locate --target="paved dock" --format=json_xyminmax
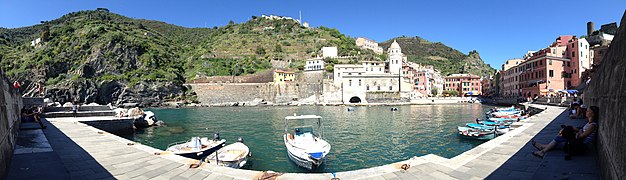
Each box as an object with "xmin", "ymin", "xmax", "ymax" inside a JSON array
[{"xmin": 7, "ymin": 105, "xmax": 599, "ymax": 179}]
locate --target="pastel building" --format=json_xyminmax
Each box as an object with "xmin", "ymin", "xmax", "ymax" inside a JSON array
[
  {"xmin": 407, "ymin": 65, "xmax": 444, "ymax": 96},
  {"xmin": 500, "ymin": 59, "xmax": 525, "ymax": 97},
  {"xmin": 509, "ymin": 35, "xmax": 592, "ymax": 97},
  {"xmin": 274, "ymin": 69, "xmax": 296, "ymax": 83},
  {"xmin": 355, "ymin": 37, "xmax": 384, "ymax": 54},
  {"xmin": 444, "ymin": 74, "xmax": 482, "ymax": 96}
]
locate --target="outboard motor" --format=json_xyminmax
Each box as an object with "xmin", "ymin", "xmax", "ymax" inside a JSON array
[
  {"xmin": 237, "ymin": 137, "xmax": 244, "ymax": 143},
  {"xmin": 213, "ymin": 133, "xmax": 220, "ymax": 140}
]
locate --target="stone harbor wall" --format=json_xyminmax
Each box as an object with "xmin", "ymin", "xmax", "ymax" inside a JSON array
[
  {"xmin": 583, "ymin": 10, "xmax": 626, "ymax": 180},
  {"xmin": 189, "ymin": 82, "xmax": 323, "ymax": 105},
  {"xmin": 80, "ymin": 118, "xmax": 136, "ymax": 135},
  {"xmin": 365, "ymin": 92, "xmax": 405, "ymax": 103},
  {"xmin": 0, "ymin": 71, "xmax": 23, "ymax": 178}
]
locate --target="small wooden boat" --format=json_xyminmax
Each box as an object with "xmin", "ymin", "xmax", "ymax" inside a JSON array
[
  {"xmin": 166, "ymin": 135, "xmax": 226, "ymax": 160},
  {"xmin": 457, "ymin": 126, "xmax": 497, "ymax": 140},
  {"xmin": 204, "ymin": 138, "xmax": 250, "ymax": 169}
]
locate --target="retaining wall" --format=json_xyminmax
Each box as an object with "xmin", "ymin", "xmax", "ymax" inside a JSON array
[
  {"xmin": 190, "ymin": 82, "xmax": 323, "ymax": 105},
  {"xmin": 0, "ymin": 71, "xmax": 22, "ymax": 178},
  {"xmin": 583, "ymin": 10, "xmax": 626, "ymax": 180}
]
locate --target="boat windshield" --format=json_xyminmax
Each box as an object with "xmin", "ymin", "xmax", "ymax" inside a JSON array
[{"xmin": 294, "ymin": 126, "xmax": 316, "ymax": 136}]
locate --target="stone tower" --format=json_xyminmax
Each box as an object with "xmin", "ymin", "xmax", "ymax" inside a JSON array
[{"xmin": 388, "ymin": 40, "xmax": 403, "ymax": 75}]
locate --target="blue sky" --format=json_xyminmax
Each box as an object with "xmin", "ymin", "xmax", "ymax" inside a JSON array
[{"xmin": 1, "ymin": 0, "xmax": 623, "ymax": 69}]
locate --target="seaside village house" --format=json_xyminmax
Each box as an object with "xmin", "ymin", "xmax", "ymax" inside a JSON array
[
  {"xmin": 325, "ymin": 40, "xmax": 446, "ymax": 103},
  {"xmin": 444, "ymin": 74, "xmax": 482, "ymax": 96},
  {"xmin": 497, "ymin": 35, "xmax": 593, "ymax": 98},
  {"xmin": 273, "ymin": 69, "xmax": 295, "ymax": 83}
]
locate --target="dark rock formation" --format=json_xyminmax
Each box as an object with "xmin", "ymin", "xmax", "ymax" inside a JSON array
[{"xmin": 583, "ymin": 10, "xmax": 626, "ymax": 180}]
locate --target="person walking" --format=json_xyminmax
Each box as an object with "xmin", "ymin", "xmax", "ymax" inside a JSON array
[{"xmin": 72, "ymin": 101, "xmax": 78, "ymax": 118}]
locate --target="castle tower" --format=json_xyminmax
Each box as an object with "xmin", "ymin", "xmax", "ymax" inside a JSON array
[{"xmin": 388, "ymin": 40, "xmax": 403, "ymax": 75}]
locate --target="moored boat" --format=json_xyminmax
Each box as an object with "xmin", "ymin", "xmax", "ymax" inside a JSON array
[
  {"xmin": 166, "ymin": 134, "xmax": 226, "ymax": 160},
  {"xmin": 204, "ymin": 138, "xmax": 250, "ymax": 169},
  {"xmin": 457, "ymin": 126, "xmax": 497, "ymax": 140},
  {"xmin": 284, "ymin": 115, "xmax": 331, "ymax": 170}
]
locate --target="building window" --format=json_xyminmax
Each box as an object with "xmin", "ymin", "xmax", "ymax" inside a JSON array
[
  {"xmin": 580, "ymin": 42, "xmax": 583, "ymax": 47},
  {"xmin": 366, "ymin": 85, "xmax": 370, "ymax": 90},
  {"xmin": 572, "ymin": 52, "xmax": 575, "ymax": 57},
  {"xmin": 358, "ymin": 79, "xmax": 361, "ymax": 86},
  {"xmin": 348, "ymin": 73, "xmax": 352, "ymax": 75},
  {"xmin": 549, "ymin": 70, "xmax": 554, "ymax": 77},
  {"xmin": 378, "ymin": 86, "xmax": 381, "ymax": 90},
  {"xmin": 389, "ymin": 86, "xmax": 392, "ymax": 90},
  {"xmin": 549, "ymin": 60, "xmax": 552, "ymax": 65},
  {"xmin": 349, "ymin": 80, "xmax": 352, "ymax": 86},
  {"xmin": 567, "ymin": 62, "xmax": 570, "ymax": 67},
  {"xmin": 338, "ymin": 73, "xmax": 340, "ymax": 77},
  {"xmin": 540, "ymin": 60, "xmax": 543, "ymax": 65}
]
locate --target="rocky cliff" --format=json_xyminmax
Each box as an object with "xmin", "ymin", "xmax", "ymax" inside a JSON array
[{"xmin": 583, "ymin": 10, "xmax": 626, "ymax": 180}]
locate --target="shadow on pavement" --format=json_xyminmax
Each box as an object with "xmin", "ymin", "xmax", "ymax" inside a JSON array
[
  {"xmin": 486, "ymin": 109, "xmax": 599, "ymax": 179},
  {"xmin": 7, "ymin": 118, "xmax": 114, "ymax": 179}
]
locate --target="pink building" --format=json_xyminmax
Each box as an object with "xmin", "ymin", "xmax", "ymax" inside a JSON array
[
  {"xmin": 444, "ymin": 74, "xmax": 482, "ymax": 96},
  {"xmin": 513, "ymin": 36, "xmax": 591, "ymax": 98}
]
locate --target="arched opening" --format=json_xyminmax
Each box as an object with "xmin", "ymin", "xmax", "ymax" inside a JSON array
[{"xmin": 349, "ymin": 96, "xmax": 362, "ymax": 103}]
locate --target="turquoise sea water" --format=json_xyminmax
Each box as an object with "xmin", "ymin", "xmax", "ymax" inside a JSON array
[{"xmin": 130, "ymin": 104, "xmax": 495, "ymax": 173}]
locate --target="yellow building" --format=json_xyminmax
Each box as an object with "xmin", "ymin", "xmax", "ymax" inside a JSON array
[{"xmin": 274, "ymin": 70, "xmax": 296, "ymax": 83}]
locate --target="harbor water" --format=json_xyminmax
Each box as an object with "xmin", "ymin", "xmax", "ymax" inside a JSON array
[{"xmin": 131, "ymin": 104, "xmax": 495, "ymax": 173}]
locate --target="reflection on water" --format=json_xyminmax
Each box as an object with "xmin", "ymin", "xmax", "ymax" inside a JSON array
[{"xmin": 132, "ymin": 104, "xmax": 495, "ymax": 173}]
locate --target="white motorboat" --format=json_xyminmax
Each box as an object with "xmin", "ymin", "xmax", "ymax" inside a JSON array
[
  {"xmin": 166, "ymin": 134, "xmax": 226, "ymax": 160},
  {"xmin": 204, "ymin": 138, "xmax": 250, "ymax": 169},
  {"xmin": 283, "ymin": 115, "xmax": 331, "ymax": 170}
]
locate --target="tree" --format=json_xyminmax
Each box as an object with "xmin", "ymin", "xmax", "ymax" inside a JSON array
[
  {"xmin": 274, "ymin": 44, "xmax": 282, "ymax": 53},
  {"xmin": 41, "ymin": 26, "xmax": 50, "ymax": 41},
  {"xmin": 255, "ymin": 47, "xmax": 266, "ymax": 55},
  {"xmin": 431, "ymin": 87, "xmax": 439, "ymax": 96}
]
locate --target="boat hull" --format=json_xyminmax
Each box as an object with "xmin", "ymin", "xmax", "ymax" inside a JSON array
[
  {"xmin": 175, "ymin": 141, "xmax": 225, "ymax": 160},
  {"xmin": 204, "ymin": 142, "xmax": 250, "ymax": 169},
  {"xmin": 284, "ymin": 135, "xmax": 329, "ymax": 170}
]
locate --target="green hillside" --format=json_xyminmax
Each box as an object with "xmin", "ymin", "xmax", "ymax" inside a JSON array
[
  {"xmin": 380, "ymin": 36, "xmax": 495, "ymax": 77},
  {"xmin": 0, "ymin": 10, "xmax": 495, "ymax": 106}
]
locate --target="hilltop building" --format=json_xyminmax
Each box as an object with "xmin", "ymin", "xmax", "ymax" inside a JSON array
[
  {"xmin": 305, "ymin": 59, "xmax": 325, "ymax": 71},
  {"xmin": 321, "ymin": 47, "xmax": 338, "ymax": 58},
  {"xmin": 355, "ymin": 37, "xmax": 384, "ymax": 54}
]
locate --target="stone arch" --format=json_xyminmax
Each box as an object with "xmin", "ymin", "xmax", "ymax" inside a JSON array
[{"xmin": 349, "ymin": 96, "xmax": 362, "ymax": 103}]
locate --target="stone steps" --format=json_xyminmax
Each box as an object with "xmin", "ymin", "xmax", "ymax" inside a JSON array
[{"xmin": 43, "ymin": 111, "xmax": 116, "ymax": 118}]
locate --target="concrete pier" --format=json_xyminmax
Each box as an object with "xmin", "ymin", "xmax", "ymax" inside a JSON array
[{"xmin": 6, "ymin": 104, "xmax": 598, "ymax": 179}]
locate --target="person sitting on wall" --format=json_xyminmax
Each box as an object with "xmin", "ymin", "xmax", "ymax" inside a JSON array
[
  {"xmin": 532, "ymin": 106, "xmax": 598, "ymax": 159},
  {"xmin": 21, "ymin": 106, "xmax": 46, "ymax": 129}
]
